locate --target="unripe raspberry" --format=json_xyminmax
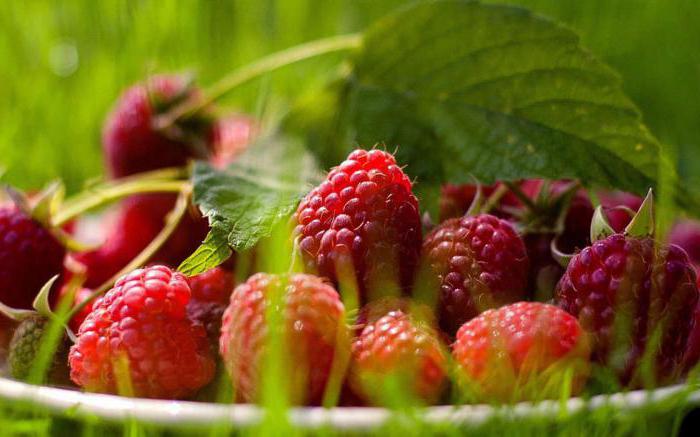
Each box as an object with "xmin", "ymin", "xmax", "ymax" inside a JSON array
[{"xmin": 8, "ymin": 315, "xmax": 70, "ymax": 384}]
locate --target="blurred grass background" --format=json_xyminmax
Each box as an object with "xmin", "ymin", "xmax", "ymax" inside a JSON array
[{"xmin": 1, "ymin": 0, "xmax": 698, "ymax": 195}]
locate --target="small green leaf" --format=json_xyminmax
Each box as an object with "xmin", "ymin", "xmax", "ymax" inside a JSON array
[{"xmin": 182, "ymin": 134, "xmax": 321, "ymax": 275}]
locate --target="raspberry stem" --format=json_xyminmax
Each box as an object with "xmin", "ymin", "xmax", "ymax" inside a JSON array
[
  {"xmin": 52, "ymin": 167, "xmax": 189, "ymax": 226},
  {"xmin": 66, "ymin": 186, "xmax": 192, "ymax": 322},
  {"xmin": 154, "ymin": 33, "xmax": 362, "ymax": 130}
]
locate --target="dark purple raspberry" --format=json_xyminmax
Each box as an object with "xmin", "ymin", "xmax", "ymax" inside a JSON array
[
  {"xmin": 293, "ymin": 149, "xmax": 422, "ymax": 301},
  {"xmin": 0, "ymin": 206, "xmax": 65, "ymax": 309},
  {"xmin": 422, "ymin": 214, "xmax": 529, "ymax": 336},
  {"xmin": 555, "ymin": 234, "xmax": 699, "ymax": 386}
]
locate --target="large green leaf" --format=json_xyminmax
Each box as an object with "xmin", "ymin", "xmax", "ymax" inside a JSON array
[
  {"xmin": 292, "ymin": 0, "xmax": 672, "ymax": 203},
  {"xmin": 178, "ymin": 135, "xmax": 321, "ymax": 276}
]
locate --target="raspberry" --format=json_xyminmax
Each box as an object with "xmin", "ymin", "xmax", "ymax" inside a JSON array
[
  {"xmin": 74, "ymin": 194, "xmax": 208, "ymax": 288},
  {"xmin": 453, "ymin": 302, "xmax": 590, "ymax": 402},
  {"xmin": 350, "ymin": 310, "xmax": 447, "ymax": 405},
  {"xmin": 219, "ymin": 273, "xmax": 347, "ymax": 405},
  {"xmin": 8, "ymin": 314, "xmax": 70, "ymax": 384},
  {"xmin": 102, "ymin": 75, "xmax": 213, "ymax": 178},
  {"xmin": 186, "ymin": 267, "xmax": 234, "ymax": 343},
  {"xmin": 0, "ymin": 206, "xmax": 66, "ymax": 309},
  {"xmin": 422, "ymin": 214, "xmax": 529, "ymax": 336},
  {"xmin": 68, "ymin": 265, "xmax": 215, "ymax": 399},
  {"xmin": 555, "ymin": 234, "xmax": 699, "ymax": 386},
  {"xmin": 293, "ymin": 149, "xmax": 422, "ymax": 301}
]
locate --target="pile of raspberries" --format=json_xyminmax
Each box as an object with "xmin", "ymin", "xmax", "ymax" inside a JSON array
[{"xmin": 2, "ymin": 75, "xmax": 700, "ymax": 406}]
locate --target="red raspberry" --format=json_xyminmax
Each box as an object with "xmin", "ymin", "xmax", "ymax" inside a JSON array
[
  {"xmin": 186, "ymin": 267, "xmax": 234, "ymax": 342},
  {"xmin": 422, "ymin": 214, "xmax": 529, "ymax": 336},
  {"xmin": 0, "ymin": 206, "xmax": 65, "ymax": 309},
  {"xmin": 293, "ymin": 149, "xmax": 422, "ymax": 301},
  {"xmin": 74, "ymin": 194, "xmax": 208, "ymax": 288},
  {"xmin": 103, "ymin": 75, "xmax": 213, "ymax": 178},
  {"xmin": 219, "ymin": 273, "xmax": 347, "ymax": 405},
  {"xmin": 68, "ymin": 265, "xmax": 215, "ymax": 399},
  {"xmin": 555, "ymin": 235, "xmax": 699, "ymax": 386},
  {"xmin": 350, "ymin": 310, "xmax": 447, "ymax": 405},
  {"xmin": 453, "ymin": 302, "xmax": 591, "ymax": 402}
]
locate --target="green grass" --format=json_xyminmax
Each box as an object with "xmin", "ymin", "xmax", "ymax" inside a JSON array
[{"xmin": 2, "ymin": 0, "xmax": 700, "ymax": 435}]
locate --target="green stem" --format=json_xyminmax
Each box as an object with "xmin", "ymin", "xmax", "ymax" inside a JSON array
[
  {"xmin": 154, "ymin": 33, "xmax": 362, "ymax": 129},
  {"xmin": 66, "ymin": 187, "xmax": 192, "ymax": 320},
  {"xmin": 53, "ymin": 177, "xmax": 188, "ymax": 226}
]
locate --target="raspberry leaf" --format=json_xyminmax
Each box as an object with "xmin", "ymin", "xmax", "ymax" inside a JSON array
[
  {"xmin": 180, "ymin": 134, "xmax": 321, "ymax": 276},
  {"xmin": 290, "ymin": 1, "xmax": 699, "ymax": 215},
  {"xmin": 178, "ymin": 221, "xmax": 232, "ymax": 276}
]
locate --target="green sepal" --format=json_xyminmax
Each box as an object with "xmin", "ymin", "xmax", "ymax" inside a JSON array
[
  {"xmin": 0, "ymin": 301, "xmax": 35, "ymax": 322},
  {"xmin": 31, "ymin": 181, "xmax": 65, "ymax": 226},
  {"xmin": 590, "ymin": 205, "xmax": 616, "ymax": 243},
  {"xmin": 2, "ymin": 185, "xmax": 33, "ymax": 217},
  {"xmin": 32, "ymin": 275, "xmax": 59, "ymax": 320},
  {"xmin": 624, "ymin": 188, "xmax": 654, "ymax": 238}
]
